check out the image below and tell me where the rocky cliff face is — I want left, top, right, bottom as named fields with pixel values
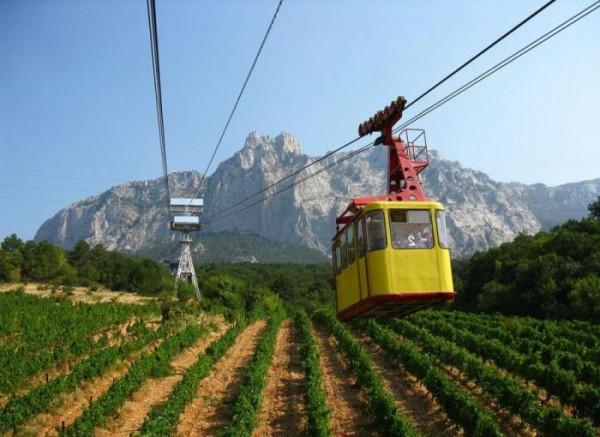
left=35, top=172, right=205, bottom=253
left=35, top=132, right=600, bottom=258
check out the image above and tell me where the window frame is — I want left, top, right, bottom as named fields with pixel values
left=340, top=229, right=348, bottom=269
left=337, top=239, right=344, bottom=274
left=365, top=210, right=387, bottom=252
left=388, top=209, right=435, bottom=250
left=332, top=240, right=339, bottom=274
left=436, top=210, right=450, bottom=249
left=347, top=223, right=356, bottom=264
left=357, top=217, right=366, bottom=258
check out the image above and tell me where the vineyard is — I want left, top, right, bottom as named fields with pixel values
left=0, top=290, right=599, bottom=436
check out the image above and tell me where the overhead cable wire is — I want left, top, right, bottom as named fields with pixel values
left=203, top=1, right=555, bottom=221
left=392, top=0, right=600, bottom=136
left=404, top=0, right=555, bottom=110
left=202, top=136, right=363, bottom=220
left=195, top=0, right=284, bottom=198
left=204, top=142, right=376, bottom=224
left=146, top=0, right=171, bottom=209
left=206, top=0, right=600, bottom=224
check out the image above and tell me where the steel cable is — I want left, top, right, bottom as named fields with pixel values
left=205, top=1, right=600, bottom=224
left=193, top=0, right=284, bottom=204
left=146, top=0, right=171, bottom=209
left=203, top=1, right=557, bottom=221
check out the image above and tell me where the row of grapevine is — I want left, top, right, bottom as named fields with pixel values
left=220, top=311, right=285, bottom=436
left=296, top=311, right=331, bottom=437
left=388, top=319, right=596, bottom=436
left=563, top=319, right=600, bottom=338
left=410, top=315, right=600, bottom=424
left=432, top=312, right=600, bottom=387
left=0, top=291, right=154, bottom=393
left=140, top=321, right=245, bottom=435
left=504, top=315, right=600, bottom=350
left=358, top=319, right=503, bottom=437
left=60, top=323, right=207, bottom=436
left=438, top=310, right=600, bottom=351
left=314, top=311, right=419, bottom=437
left=0, top=291, right=152, bottom=341
left=0, top=319, right=171, bottom=433
left=432, top=311, right=599, bottom=364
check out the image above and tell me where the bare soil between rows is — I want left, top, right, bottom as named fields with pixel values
left=95, top=318, right=228, bottom=436
left=253, top=319, right=307, bottom=436
left=313, top=325, right=374, bottom=436
left=354, top=331, right=463, bottom=437
left=19, top=335, right=168, bottom=436
left=176, top=320, right=266, bottom=436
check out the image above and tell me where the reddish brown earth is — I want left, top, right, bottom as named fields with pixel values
left=253, top=320, right=307, bottom=436
left=0, top=317, right=161, bottom=411
left=354, top=332, right=463, bottom=437
left=441, top=363, right=536, bottom=436
left=94, top=320, right=228, bottom=436
left=18, top=333, right=172, bottom=436
left=176, top=320, right=266, bottom=436
left=313, top=325, right=374, bottom=436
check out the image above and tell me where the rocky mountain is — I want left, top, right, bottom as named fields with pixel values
left=35, top=132, right=600, bottom=259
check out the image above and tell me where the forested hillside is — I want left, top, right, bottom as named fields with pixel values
left=0, top=236, right=172, bottom=295
left=0, top=234, right=331, bottom=316
left=4, top=198, right=600, bottom=322
left=454, top=198, right=600, bottom=320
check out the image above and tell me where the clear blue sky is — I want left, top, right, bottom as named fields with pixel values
left=1, top=0, right=599, bottom=240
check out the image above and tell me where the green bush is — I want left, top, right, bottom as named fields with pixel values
left=569, top=275, right=600, bottom=320
left=0, top=235, right=172, bottom=295
left=455, top=201, right=600, bottom=320
left=176, top=281, right=197, bottom=302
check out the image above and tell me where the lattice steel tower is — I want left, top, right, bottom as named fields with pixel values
left=170, top=198, right=203, bottom=300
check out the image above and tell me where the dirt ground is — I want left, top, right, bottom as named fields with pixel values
left=354, top=332, right=463, bottom=437
left=95, top=319, right=228, bottom=436
left=253, top=320, right=307, bottom=436
left=17, top=331, right=174, bottom=436
left=313, top=325, right=374, bottom=436
left=176, top=320, right=267, bottom=436
left=0, top=282, right=156, bottom=305
left=442, top=363, right=536, bottom=436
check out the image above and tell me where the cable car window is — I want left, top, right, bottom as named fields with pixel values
left=366, top=210, right=387, bottom=251
left=436, top=210, right=449, bottom=249
left=340, top=231, right=348, bottom=269
left=357, top=219, right=365, bottom=258
left=333, top=241, right=339, bottom=274
left=334, top=240, right=342, bottom=274
left=390, top=209, right=433, bottom=249
left=347, top=224, right=356, bottom=264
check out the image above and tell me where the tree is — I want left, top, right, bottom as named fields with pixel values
left=130, top=259, right=164, bottom=294
left=69, top=240, right=91, bottom=266
left=0, top=250, right=23, bottom=282
left=588, top=196, right=600, bottom=221
left=568, top=275, right=600, bottom=321
left=1, top=234, right=24, bottom=253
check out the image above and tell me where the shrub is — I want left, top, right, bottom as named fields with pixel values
left=569, top=275, right=600, bottom=321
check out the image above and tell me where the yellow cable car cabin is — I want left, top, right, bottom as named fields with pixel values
left=333, top=95, right=456, bottom=320
left=333, top=201, right=455, bottom=320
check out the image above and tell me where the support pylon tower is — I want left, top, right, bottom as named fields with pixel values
left=169, top=197, right=203, bottom=300
left=173, top=232, right=200, bottom=299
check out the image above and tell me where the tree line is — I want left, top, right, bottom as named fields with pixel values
left=0, top=237, right=172, bottom=294
left=2, top=197, right=599, bottom=321
left=453, top=198, right=600, bottom=321
left=0, top=235, right=331, bottom=315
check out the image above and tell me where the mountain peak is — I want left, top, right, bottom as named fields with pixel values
left=274, top=132, right=302, bottom=155
left=243, top=131, right=301, bottom=155
left=35, top=131, right=600, bottom=258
